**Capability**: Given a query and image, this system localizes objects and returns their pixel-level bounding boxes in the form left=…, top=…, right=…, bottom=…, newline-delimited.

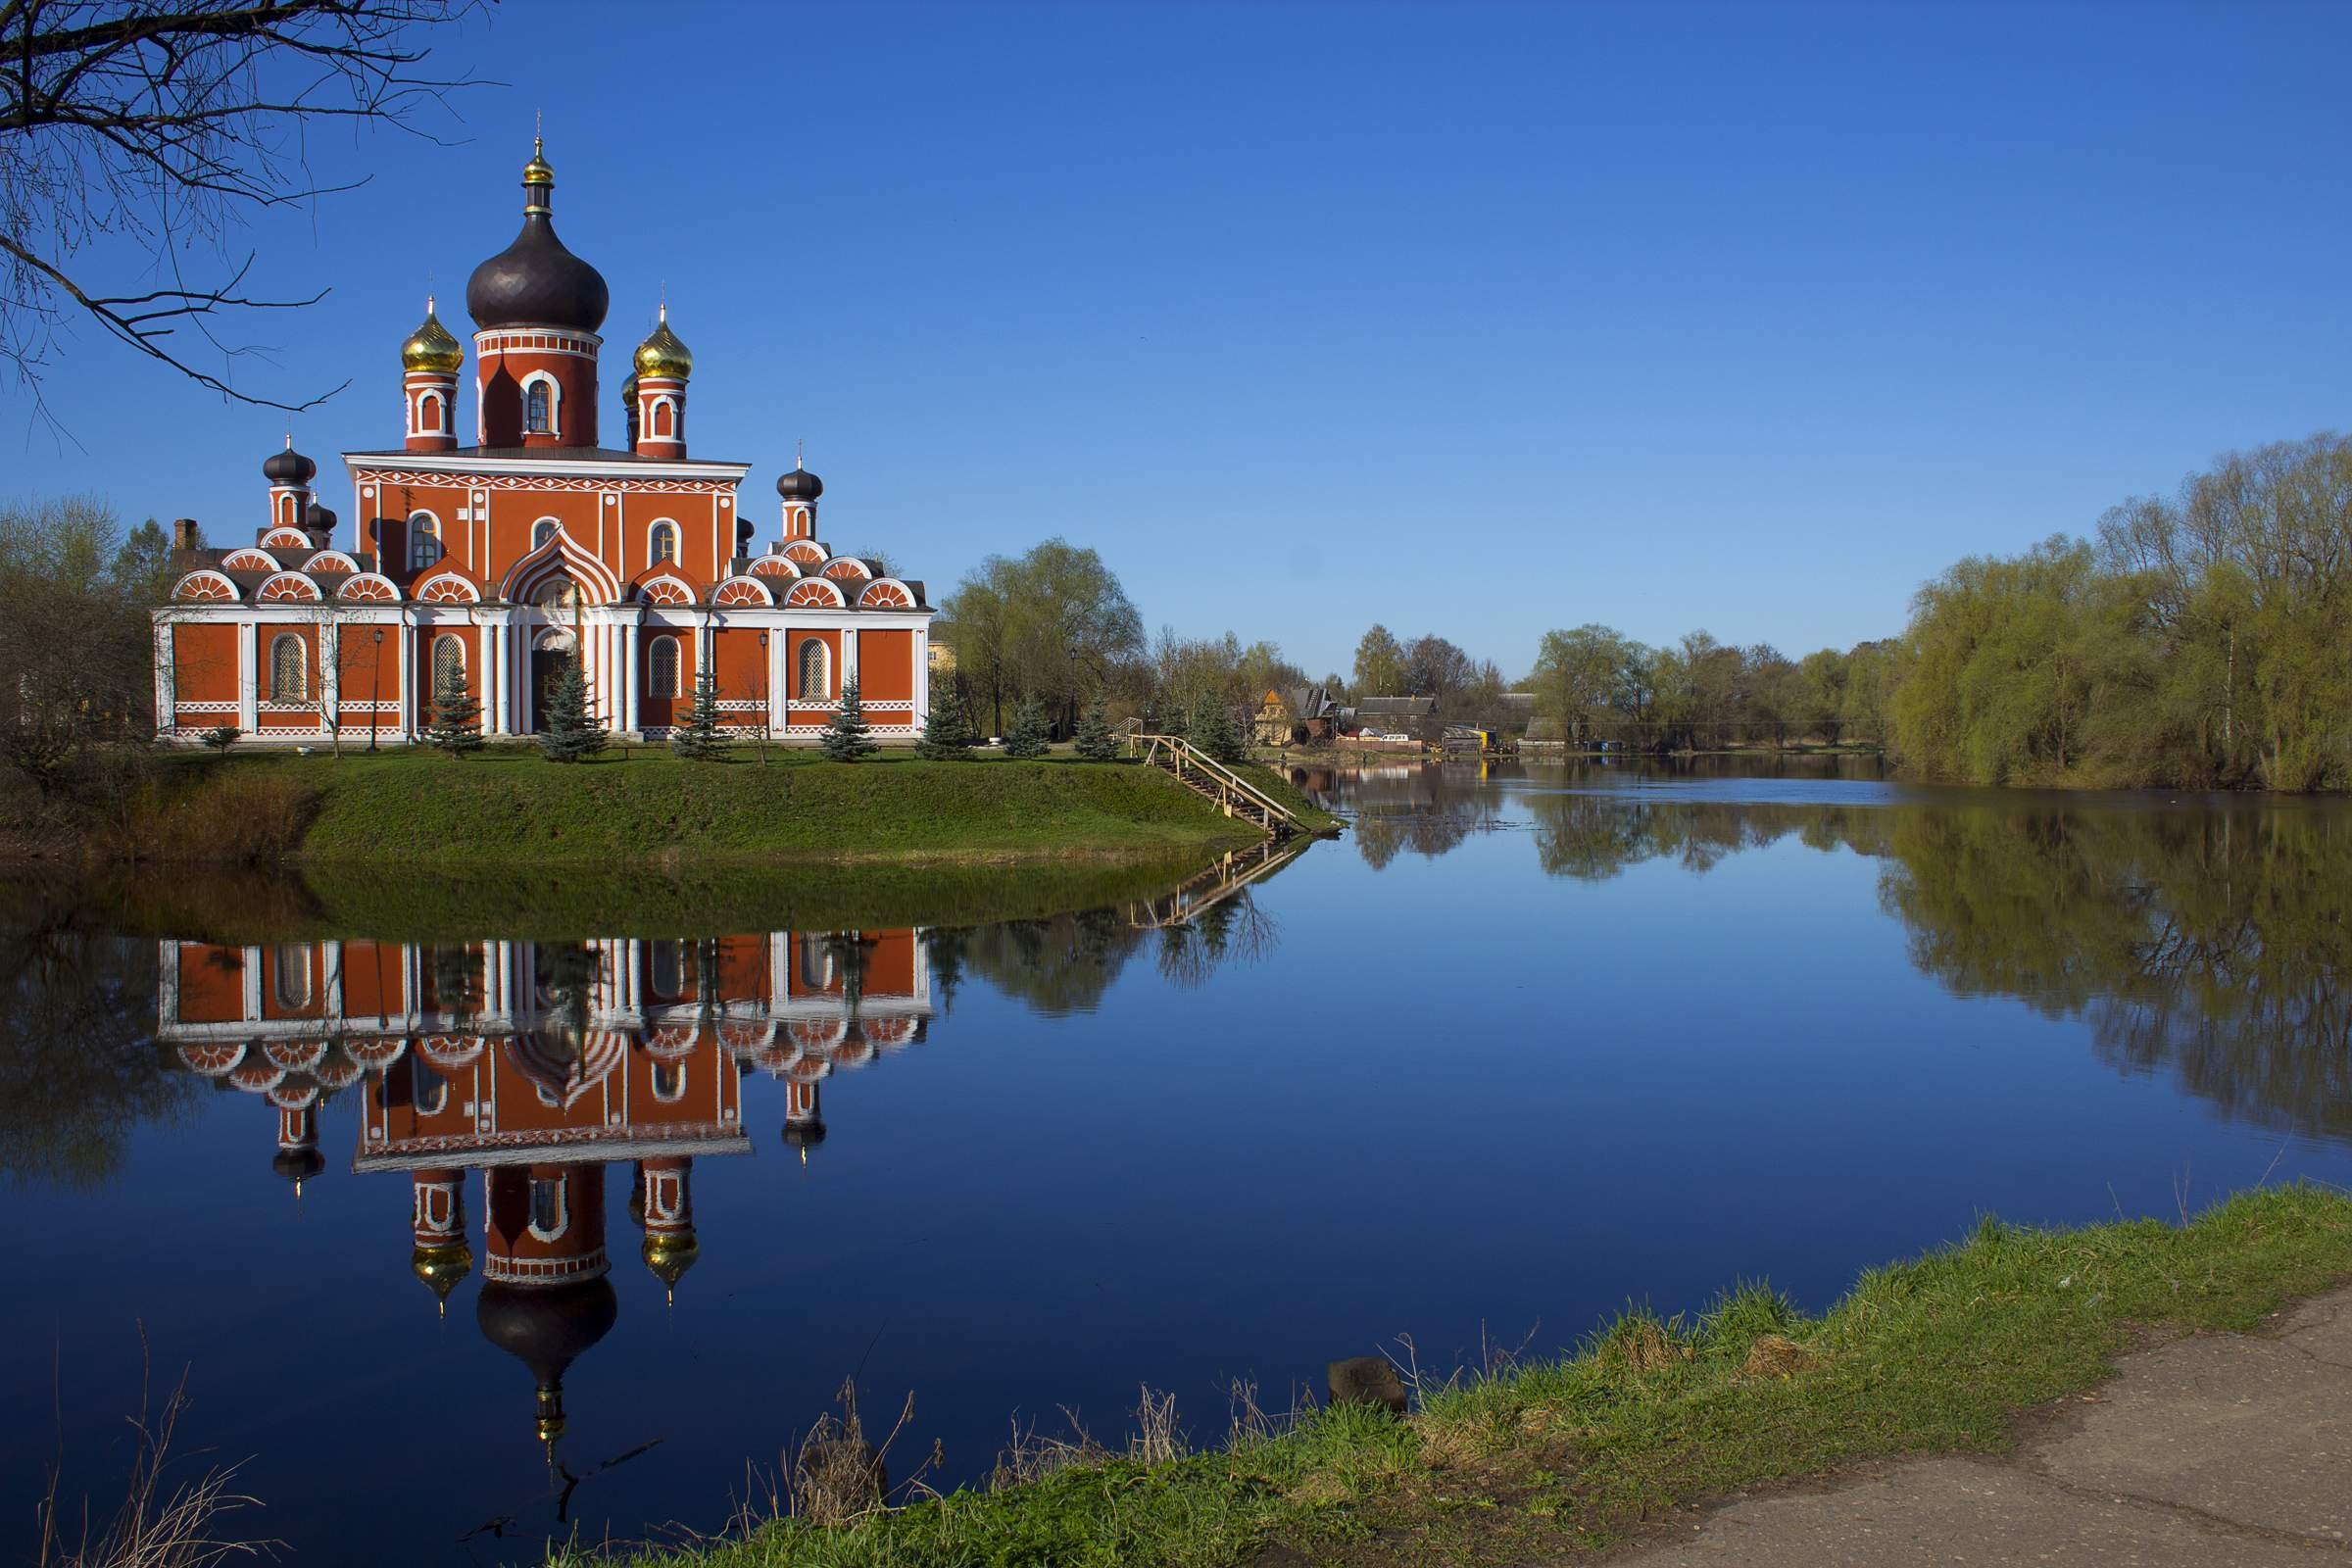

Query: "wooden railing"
left=1128, top=733, right=1310, bottom=837
left=1127, top=836, right=1312, bottom=929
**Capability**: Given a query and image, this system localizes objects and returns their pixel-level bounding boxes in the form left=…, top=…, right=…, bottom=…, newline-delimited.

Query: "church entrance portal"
left=532, top=648, right=575, bottom=731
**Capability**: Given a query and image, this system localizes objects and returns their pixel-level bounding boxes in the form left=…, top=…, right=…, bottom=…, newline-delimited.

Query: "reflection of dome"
left=400, top=299, right=464, bottom=373
left=782, top=1118, right=827, bottom=1152
left=465, top=140, right=611, bottom=333
left=631, top=307, right=693, bottom=380
left=476, top=1277, right=618, bottom=1445
left=271, top=1147, right=324, bottom=1185
left=412, top=1240, right=474, bottom=1313
left=642, top=1232, right=699, bottom=1302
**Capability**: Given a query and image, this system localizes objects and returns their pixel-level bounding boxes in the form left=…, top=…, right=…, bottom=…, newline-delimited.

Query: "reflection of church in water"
left=155, top=930, right=932, bottom=1452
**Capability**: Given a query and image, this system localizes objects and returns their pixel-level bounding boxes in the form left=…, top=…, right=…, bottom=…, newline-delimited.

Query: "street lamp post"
left=369, top=627, right=383, bottom=752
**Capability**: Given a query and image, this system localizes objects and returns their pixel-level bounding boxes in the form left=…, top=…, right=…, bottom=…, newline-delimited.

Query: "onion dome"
left=631, top=304, right=693, bottom=380
left=271, top=1146, right=325, bottom=1186
left=619, top=369, right=639, bottom=408
left=412, top=1239, right=474, bottom=1316
left=783, top=1117, right=827, bottom=1153
left=465, top=138, right=611, bottom=333
left=476, top=1277, right=618, bottom=1445
left=263, top=436, right=316, bottom=486
left=401, top=297, right=464, bottom=373
left=642, top=1232, right=700, bottom=1304
left=304, top=501, right=337, bottom=534
left=776, top=460, right=823, bottom=501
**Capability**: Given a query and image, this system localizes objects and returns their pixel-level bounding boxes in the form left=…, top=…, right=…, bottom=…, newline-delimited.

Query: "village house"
left=1252, top=684, right=1341, bottom=746
left=153, top=140, right=933, bottom=746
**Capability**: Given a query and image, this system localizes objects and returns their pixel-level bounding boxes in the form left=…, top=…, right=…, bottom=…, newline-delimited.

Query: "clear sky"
left=9, top=0, right=2350, bottom=679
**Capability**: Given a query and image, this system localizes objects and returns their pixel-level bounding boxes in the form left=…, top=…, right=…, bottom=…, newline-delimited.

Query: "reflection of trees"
left=0, top=897, right=190, bottom=1188
left=932, top=890, right=1280, bottom=1011
left=1520, top=791, right=2352, bottom=1143
left=1347, top=767, right=1507, bottom=870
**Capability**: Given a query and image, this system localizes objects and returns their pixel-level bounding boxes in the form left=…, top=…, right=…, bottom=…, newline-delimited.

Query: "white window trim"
left=647, top=394, right=679, bottom=440
left=648, top=632, right=683, bottom=700
left=797, top=638, right=831, bottom=700
left=520, top=370, right=563, bottom=437
left=415, top=389, right=447, bottom=436
left=531, top=516, right=563, bottom=550
left=269, top=633, right=309, bottom=702
left=647, top=517, right=681, bottom=566
left=408, top=509, right=443, bottom=571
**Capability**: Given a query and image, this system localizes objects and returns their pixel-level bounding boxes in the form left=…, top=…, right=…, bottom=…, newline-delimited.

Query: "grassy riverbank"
left=558, top=1184, right=2352, bottom=1568
left=11, top=746, right=1332, bottom=870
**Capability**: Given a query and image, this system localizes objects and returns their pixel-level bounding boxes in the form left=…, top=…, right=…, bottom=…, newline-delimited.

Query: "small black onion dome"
left=475, top=1277, right=618, bottom=1387
left=271, top=1146, right=325, bottom=1184
left=776, top=465, right=823, bottom=501
left=264, top=443, right=317, bottom=485
left=466, top=211, right=610, bottom=332
left=304, top=501, right=337, bottom=533
left=782, top=1118, right=828, bottom=1151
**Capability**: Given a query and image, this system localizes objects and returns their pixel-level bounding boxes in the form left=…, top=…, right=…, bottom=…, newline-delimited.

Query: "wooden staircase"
left=1130, top=734, right=1310, bottom=838
left=1127, top=836, right=1312, bottom=929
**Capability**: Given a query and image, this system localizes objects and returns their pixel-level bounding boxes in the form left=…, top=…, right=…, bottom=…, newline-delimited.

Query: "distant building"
left=1344, top=695, right=1437, bottom=740
left=928, top=641, right=956, bottom=675
left=1253, top=684, right=1340, bottom=746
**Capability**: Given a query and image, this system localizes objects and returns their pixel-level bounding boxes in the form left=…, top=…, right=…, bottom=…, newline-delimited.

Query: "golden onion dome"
left=412, top=1239, right=474, bottom=1315
left=522, top=135, right=554, bottom=189
left=401, top=296, right=464, bottom=374
left=619, top=369, right=639, bottom=405
left=632, top=304, right=693, bottom=381
left=641, top=1231, right=700, bottom=1303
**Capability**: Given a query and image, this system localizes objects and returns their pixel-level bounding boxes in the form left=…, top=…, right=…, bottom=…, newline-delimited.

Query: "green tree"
left=1189, top=691, right=1245, bottom=763
left=0, top=497, right=165, bottom=796
left=538, top=663, right=604, bottom=762
left=1073, top=693, right=1120, bottom=760
left=914, top=686, right=973, bottom=760
left=671, top=664, right=724, bottom=760
left=1003, top=695, right=1051, bottom=759
left=821, top=679, right=879, bottom=761
left=939, top=539, right=1144, bottom=738
left=424, top=663, right=482, bottom=758
left=1352, top=623, right=1406, bottom=696
left=200, top=724, right=239, bottom=757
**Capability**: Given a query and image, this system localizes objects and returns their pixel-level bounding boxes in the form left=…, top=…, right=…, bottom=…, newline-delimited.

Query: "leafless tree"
left=1, top=0, right=487, bottom=416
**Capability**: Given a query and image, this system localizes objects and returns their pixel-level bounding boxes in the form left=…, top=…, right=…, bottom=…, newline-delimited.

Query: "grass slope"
left=127, top=749, right=1275, bottom=867
left=556, top=1185, right=2352, bottom=1568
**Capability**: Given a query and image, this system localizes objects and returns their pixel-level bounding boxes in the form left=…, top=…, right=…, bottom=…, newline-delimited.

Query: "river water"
left=8, top=757, right=2352, bottom=1564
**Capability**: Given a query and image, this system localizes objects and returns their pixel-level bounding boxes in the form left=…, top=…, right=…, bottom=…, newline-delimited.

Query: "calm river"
left=9, top=758, right=2352, bottom=1564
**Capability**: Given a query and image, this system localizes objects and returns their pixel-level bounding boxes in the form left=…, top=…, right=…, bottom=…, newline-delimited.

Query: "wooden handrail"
left=1128, top=733, right=1306, bottom=834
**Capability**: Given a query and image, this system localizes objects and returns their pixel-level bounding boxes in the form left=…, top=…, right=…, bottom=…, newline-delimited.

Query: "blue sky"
left=9, top=1, right=2350, bottom=678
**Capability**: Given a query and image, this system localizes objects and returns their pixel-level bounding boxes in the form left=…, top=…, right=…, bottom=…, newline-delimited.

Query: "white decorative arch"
left=415, top=568, right=481, bottom=604
left=172, top=569, right=241, bottom=602
left=712, top=575, right=774, bottom=607
left=749, top=555, right=802, bottom=579
left=795, top=636, right=832, bottom=698
left=336, top=572, right=400, bottom=602
left=782, top=538, right=827, bottom=565
left=858, top=577, right=915, bottom=610
left=415, top=388, right=448, bottom=435
left=819, top=557, right=873, bottom=582
left=261, top=527, right=314, bottom=549
left=638, top=571, right=696, bottom=607
left=531, top=516, right=564, bottom=551
left=647, top=395, right=679, bottom=440
left=502, top=524, right=620, bottom=606
left=257, top=571, right=322, bottom=602
left=267, top=1082, right=320, bottom=1111
left=784, top=577, right=846, bottom=609
left=220, top=548, right=281, bottom=572
left=307, top=550, right=361, bottom=574
left=175, top=1042, right=247, bottom=1075
left=263, top=1038, right=327, bottom=1072
left=519, top=369, right=563, bottom=437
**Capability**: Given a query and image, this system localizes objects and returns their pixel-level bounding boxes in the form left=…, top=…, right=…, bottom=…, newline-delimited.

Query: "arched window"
left=408, top=513, right=440, bottom=570
left=527, top=1176, right=568, bottom=1240
left=651, top=1060, right=687, bottom=1102
left=524, top=378, right=553, bottom=434
left=648, top=939, right=684, bottom=1000
left=798, top=639, right=829, bottom=699
left=648, top=634, right=681, bottom=699
left=417, top=391, right=445, bottom=433
left=411, top=1057, right=447, bottom=1116
left=532, top=518, right=559, bottom=550
left=652, top=399, right=674, bottom=438
left=431, top=634, right=466, bottom=697
left=272, top=944, right=312, bottom=1009
left=798, top=933, right=831, bottom=990
left=270, top=634, right=308, bottom=701
left=649, top=521, right=678, bottom=564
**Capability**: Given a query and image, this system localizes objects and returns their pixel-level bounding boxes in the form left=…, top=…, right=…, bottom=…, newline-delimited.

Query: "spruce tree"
left=1190, top=692, right=1245, bottom=763
left=671, top=665, right=725, bottom=760
left=821, top=679, right=879, bottom=761
left=425, top=666, right=483, bottom=758
left=1004, top=695, right=1051, bottom=759
left=1073, top=694, right=1120, bottom=761
left=915, top=686, right=973, bottom=760
left=538, top=663, right=606, bottom=762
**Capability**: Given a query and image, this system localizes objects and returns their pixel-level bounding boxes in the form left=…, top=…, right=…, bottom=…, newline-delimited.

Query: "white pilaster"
left=397, top=613, right=417, bottom=737
left=320, top=621, right=340, bottom=731
left=154, top=618, right=175, bottom=734
left=235, top=619, right=259, bottom=733
left=843, top=627, right=859, bottom=694
left=622, top=615, right=641, bottom=734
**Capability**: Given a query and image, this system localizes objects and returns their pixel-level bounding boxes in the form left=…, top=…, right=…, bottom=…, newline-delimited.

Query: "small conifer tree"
left=1073, top=694, right=1120, bottom=761
left=201, top=724, right=240, bottom=757
left=821, top=679, right=879, bottom=761
left=538, top=663, right=606, bottom=762
left=671, top=665, right=725, bottom=760
left=915, top=686, right=972, bottom=760
left=1004, top=695, right=1051, bottom=759
left=1157, top=703, right=1187, bottom=741
left=1190, top=692, right=1245, bottom=763
left=425, top=666, right=483, bottom=758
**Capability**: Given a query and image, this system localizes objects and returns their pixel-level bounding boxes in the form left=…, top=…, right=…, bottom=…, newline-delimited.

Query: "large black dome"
left=466, top=211, right=610, bottom=333
left=476, top=1278, right=617, bottom=1385
left=776, top=465, right=824, bottom=501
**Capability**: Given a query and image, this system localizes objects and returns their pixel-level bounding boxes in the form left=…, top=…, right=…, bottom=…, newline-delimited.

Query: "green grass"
left=555, top=1184, right=2352, bottom=1568
left=110, top=746, right=1276, bottom=869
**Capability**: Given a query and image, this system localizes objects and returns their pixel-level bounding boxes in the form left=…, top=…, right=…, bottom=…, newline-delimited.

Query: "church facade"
left=154, top=140, right=932, bottom=745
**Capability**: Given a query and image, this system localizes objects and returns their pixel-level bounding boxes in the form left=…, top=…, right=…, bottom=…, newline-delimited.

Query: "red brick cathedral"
left=154, top=140, right=934, bottom=745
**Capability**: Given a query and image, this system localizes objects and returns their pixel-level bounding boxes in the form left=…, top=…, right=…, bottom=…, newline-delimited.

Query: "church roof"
left=343, top=445, right=752, bottom=467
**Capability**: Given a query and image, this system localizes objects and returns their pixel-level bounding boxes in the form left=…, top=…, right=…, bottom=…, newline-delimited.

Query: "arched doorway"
left=531, top=626, right=578, bottom=731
